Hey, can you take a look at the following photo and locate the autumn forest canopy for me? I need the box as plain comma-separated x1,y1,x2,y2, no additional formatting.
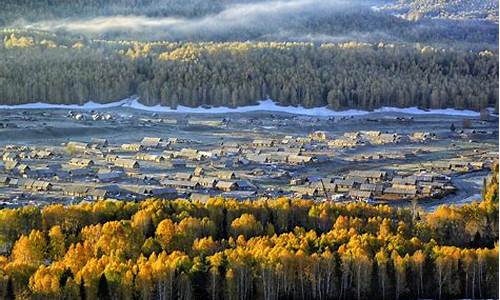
0,0,498,110
0,165,498,300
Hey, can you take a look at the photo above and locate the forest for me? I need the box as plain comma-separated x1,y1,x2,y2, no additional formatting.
0,0,498,111
384,0,499,21
0,31,498,111
0,165,498,300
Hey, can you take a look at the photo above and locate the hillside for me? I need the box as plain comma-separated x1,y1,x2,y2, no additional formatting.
0,32,498,111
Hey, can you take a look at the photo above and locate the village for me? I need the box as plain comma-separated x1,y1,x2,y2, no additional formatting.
0,107,497,209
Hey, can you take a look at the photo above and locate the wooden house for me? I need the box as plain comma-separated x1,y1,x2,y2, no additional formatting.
105,154,118,162
30,168,56,179
121,143,144,152
179,148,199,158
217,171,236,180
136,153,165,163
344,132,361,140
191,176,218,189
309,131,329,141
333,178,363,192
63,185,90,197
17,164,31,175
175,172,193,181
97,171,123,183
348,190,373,200
328,138,361,148
291,186,319,197
359,183,384,195
4,160,19,171
411,132,435,142
33,150,55,159
69,158,94,168
392,176,417,186
246,154,269,164
164,159,187,168
347,170,388,183
267,153,288,163
141,137,163,148
23,179,52,191
221,190,258,201
216,181,239,192
0,175,10,186
167,137,179,144
87,188,110,201
290,177,305,185
379,133,401,144
362,131,381,138
384,186,417,197
287,154,313,165
90,138,109,148
68,168,94,178
223,147,242,155
128,186,177,199
66,141,89,152
2,152,20,162
190,192,212,203
193,166,204,176
160,179,201,190
449,161,472,172
252,139,275,147
7,178,19,187
321,182,339,193
312,181,338,194
114,158,140,169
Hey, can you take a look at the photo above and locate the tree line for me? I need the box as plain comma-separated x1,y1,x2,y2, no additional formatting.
0,32,498,111
0,165,498,299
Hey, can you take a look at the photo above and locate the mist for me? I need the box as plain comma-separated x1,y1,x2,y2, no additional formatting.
22,0,376,41
14,0,497,46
